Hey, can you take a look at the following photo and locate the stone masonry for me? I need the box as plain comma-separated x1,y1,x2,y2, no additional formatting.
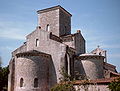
8,5,119,91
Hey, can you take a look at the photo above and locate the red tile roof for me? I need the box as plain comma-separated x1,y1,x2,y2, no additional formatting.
72,77,120,85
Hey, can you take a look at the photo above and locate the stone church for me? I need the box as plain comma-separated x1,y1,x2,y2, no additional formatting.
8,5,119,91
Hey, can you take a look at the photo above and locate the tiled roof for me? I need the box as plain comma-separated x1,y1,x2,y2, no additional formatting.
16,50,51,58
72,77,120,85
37,5,72,16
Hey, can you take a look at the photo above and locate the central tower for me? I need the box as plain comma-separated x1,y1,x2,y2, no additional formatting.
37,5,72,37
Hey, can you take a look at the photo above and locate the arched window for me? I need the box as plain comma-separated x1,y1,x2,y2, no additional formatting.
65,54,68,73
63,26,67,35
36,39,39,47
46,24,50,31
20,78,24,87
65,26,67,31
34,78,38,88
99,52,102,55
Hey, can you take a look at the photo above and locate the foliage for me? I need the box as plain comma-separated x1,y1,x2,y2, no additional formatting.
74,71,89,80
0,66,9,91
108,77,120,91
59,67,71,82
51,67,75,91
50,67,92,91
51,83,75,91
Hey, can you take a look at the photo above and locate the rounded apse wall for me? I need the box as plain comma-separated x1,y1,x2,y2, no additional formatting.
78,53,104,80
15,51,50,91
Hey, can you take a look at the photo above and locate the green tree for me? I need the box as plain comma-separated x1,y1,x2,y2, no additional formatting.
108,77,120,91
51,67,75,91
0,57,9,91
0,57,3,91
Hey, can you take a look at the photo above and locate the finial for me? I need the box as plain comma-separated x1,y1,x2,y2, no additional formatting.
97,45,100,48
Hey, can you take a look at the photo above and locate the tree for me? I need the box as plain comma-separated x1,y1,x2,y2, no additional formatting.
0,56,2,69
108,77,120,91
51,67,75,91
0,57,9,91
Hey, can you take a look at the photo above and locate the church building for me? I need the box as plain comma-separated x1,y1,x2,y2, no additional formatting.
8,5,119,91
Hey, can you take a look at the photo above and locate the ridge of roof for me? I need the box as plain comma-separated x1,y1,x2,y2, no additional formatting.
37,5,72,16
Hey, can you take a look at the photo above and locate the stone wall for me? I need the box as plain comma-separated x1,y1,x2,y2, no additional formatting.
8,5,87,91
74,84,110,91
8,58,15,91
12,43,27,56
38,6,71,37
62,35,75,49
78,56,104,80
62,32,85,55
14,54,50,91
74,32,85,54
59,9,71,36
38,9,59,36
26,29,67,83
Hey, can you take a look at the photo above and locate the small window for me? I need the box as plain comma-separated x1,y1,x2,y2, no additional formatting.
36,39,39,47
65,26,67,31
99,52,101,55
46,24,50,31
20,78,24,87
34,78,38,88
64,26,67,35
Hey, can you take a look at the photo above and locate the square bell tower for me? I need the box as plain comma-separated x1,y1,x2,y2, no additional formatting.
37,5,72,37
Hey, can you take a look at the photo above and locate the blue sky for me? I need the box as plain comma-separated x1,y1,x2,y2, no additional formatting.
0,0,120,72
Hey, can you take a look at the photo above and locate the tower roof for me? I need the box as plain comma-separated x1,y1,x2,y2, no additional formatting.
37,5,72,16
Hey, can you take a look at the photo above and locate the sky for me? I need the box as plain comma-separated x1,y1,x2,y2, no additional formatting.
0,0,120,72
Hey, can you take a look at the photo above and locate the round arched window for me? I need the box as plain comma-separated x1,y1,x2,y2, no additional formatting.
20,78,24,87
46,24,50,31
34,78,38,88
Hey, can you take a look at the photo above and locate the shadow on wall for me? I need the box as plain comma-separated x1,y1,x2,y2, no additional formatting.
22,55,57,90
74,60,86,80
48,56,57,88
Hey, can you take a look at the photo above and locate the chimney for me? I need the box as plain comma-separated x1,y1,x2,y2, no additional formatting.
36,26,41,30
77,30,81,33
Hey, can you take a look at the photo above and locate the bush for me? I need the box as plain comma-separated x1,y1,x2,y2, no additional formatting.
51,83,75,91
0,66,9,91
108,77,120,91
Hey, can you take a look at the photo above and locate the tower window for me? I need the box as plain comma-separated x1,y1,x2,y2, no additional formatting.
20,78,24,87
64,26,67,35
34,78,38,88
46,24,50,31
65,26,67,31
36,39,39,47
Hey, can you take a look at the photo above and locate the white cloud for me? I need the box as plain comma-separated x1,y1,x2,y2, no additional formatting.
102,44,120,49
0,21,32,40
0,28,26,40
0,28,25,40
108,53,120,58
0,46,15,51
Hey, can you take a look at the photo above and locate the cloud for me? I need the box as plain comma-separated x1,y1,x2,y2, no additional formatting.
0,46,15,52
108,53,120,58
0,28,25,40
0,21,32,40
102,44,120,49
